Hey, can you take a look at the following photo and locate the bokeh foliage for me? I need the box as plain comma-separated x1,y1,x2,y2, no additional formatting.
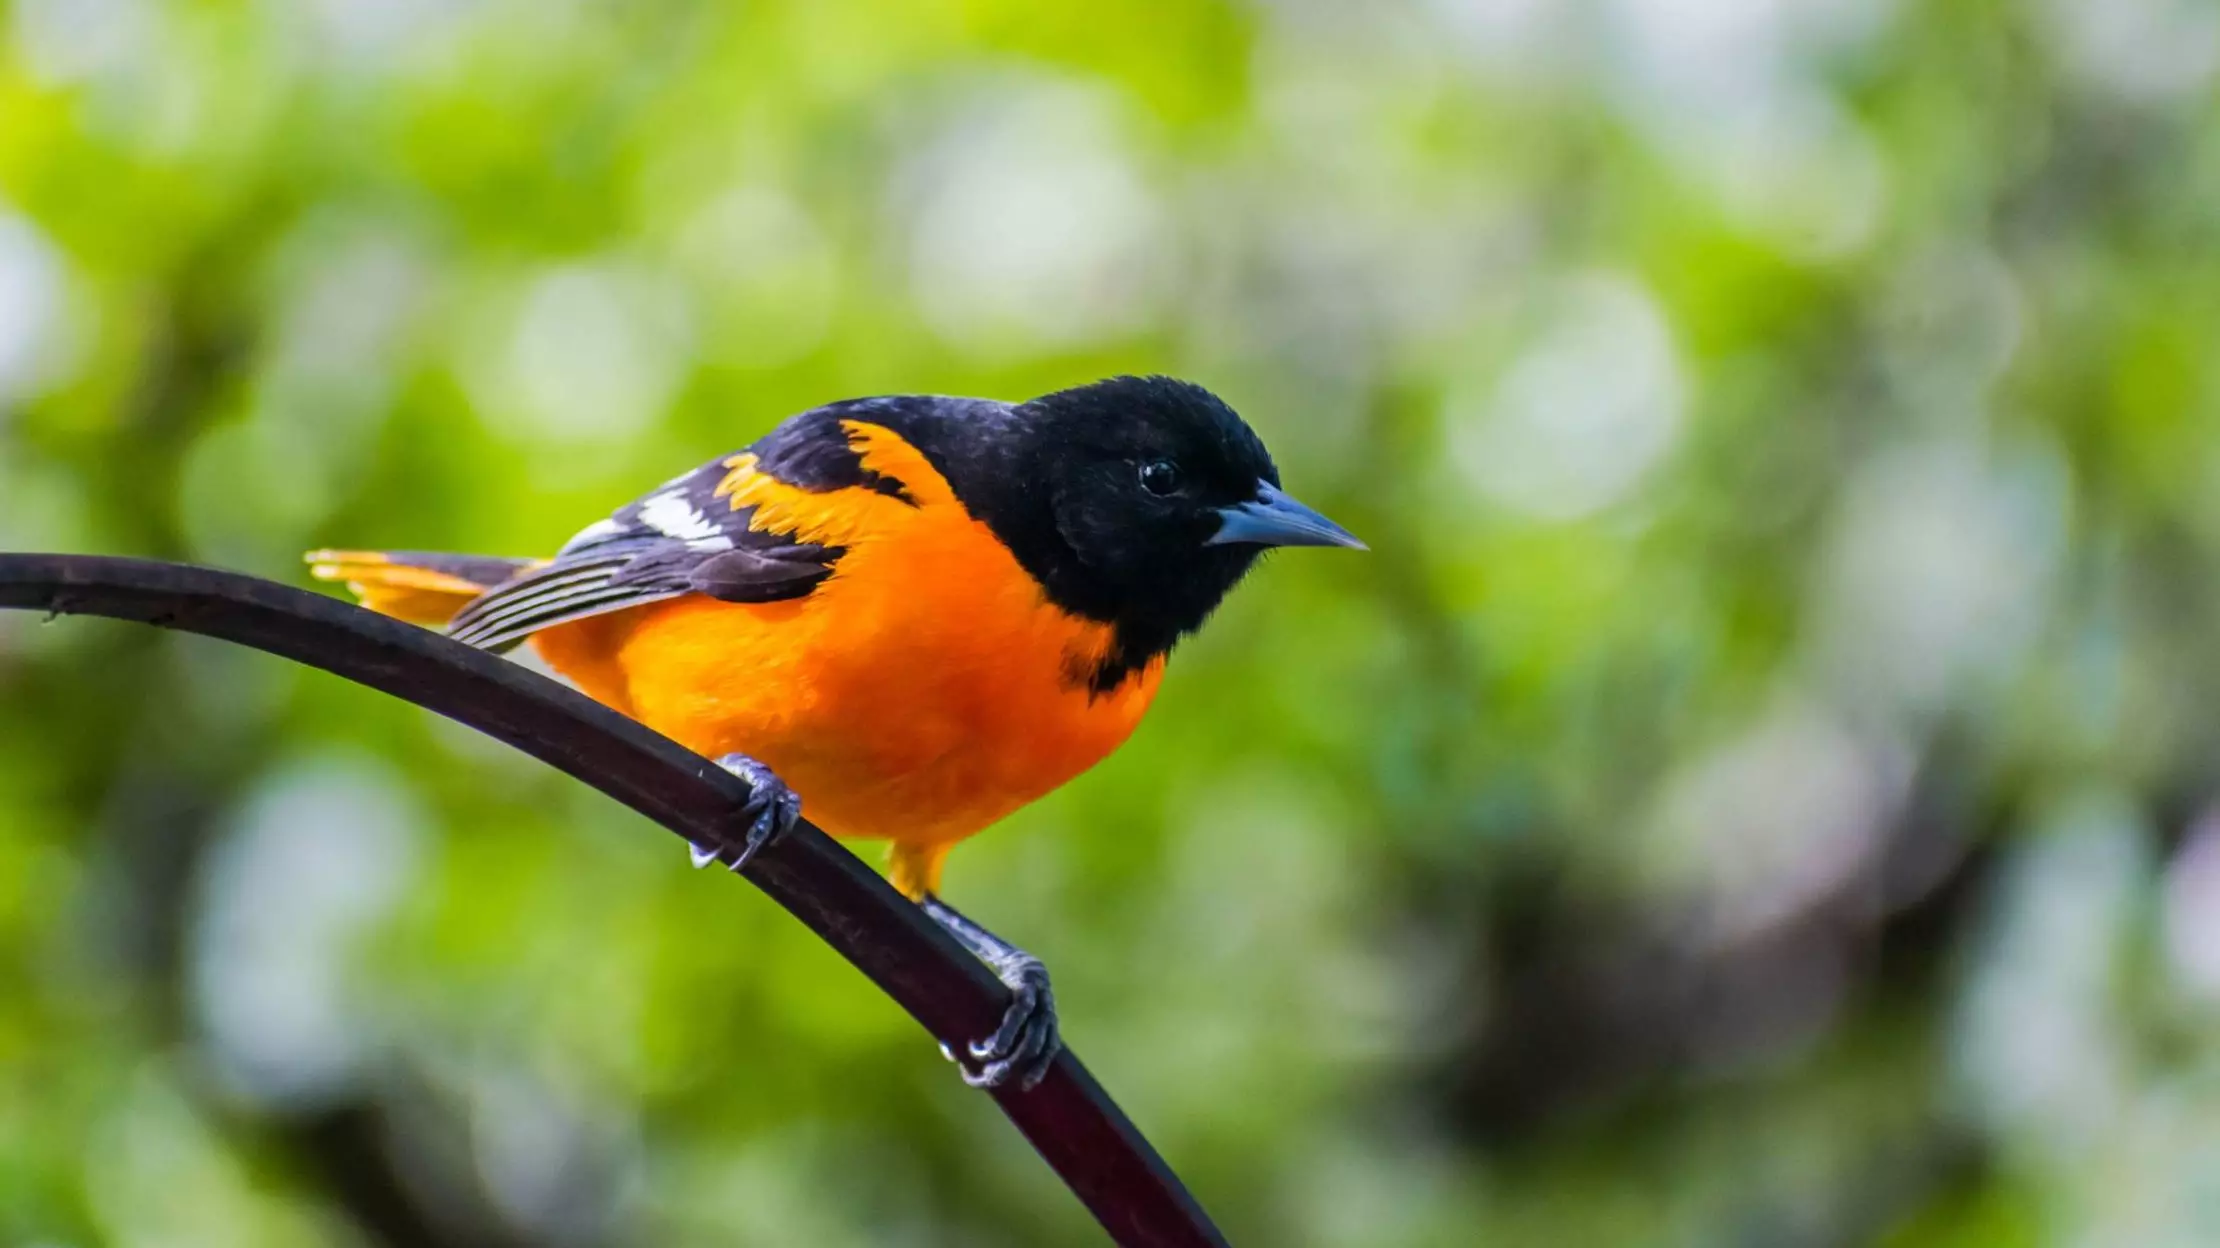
8,0,2220,1243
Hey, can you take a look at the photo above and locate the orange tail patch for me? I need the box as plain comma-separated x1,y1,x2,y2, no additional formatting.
306,549,538,628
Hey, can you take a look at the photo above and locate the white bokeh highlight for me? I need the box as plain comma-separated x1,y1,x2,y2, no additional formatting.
1644,691,1912,947
1811,436,2067,719
1449,273,1686,521
1600,0,1892,258
189,755,424,1109
0,210,71,414
675,186,839,371
2163,811,2220,1004
9,0,157,87
1951,792,2147,1162
902,79,1168,356
464,259,695,446
2041,0,2220,104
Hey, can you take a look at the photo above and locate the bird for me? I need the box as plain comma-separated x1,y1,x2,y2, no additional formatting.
308,375,1363,1090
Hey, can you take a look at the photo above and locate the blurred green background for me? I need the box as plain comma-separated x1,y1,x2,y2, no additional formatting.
6,0,2220,1243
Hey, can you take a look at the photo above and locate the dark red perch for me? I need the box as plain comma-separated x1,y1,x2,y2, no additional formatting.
0,552,1228,1248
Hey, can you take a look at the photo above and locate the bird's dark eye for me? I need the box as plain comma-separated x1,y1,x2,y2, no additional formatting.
1138,459,1183,496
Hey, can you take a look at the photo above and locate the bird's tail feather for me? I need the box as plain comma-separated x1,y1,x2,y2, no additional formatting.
306,549,541,628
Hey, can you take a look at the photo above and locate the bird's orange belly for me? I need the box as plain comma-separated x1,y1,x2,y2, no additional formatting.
532,583,1160,851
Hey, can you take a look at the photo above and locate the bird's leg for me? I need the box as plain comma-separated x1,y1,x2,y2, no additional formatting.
920,894,1059,1091
688,754,801,874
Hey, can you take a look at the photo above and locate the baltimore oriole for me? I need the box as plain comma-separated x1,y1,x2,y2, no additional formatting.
309,375,1362,1089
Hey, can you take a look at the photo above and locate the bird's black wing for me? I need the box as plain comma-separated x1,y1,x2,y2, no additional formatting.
441,395,1011,652
444,454,842,653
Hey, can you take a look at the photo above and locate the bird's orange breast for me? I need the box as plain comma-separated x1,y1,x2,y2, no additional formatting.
530,420,1162,895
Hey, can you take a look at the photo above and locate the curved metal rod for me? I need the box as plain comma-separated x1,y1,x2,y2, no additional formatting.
0,553,1226,1248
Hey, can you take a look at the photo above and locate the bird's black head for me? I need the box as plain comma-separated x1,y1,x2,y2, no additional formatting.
960,376,1363,689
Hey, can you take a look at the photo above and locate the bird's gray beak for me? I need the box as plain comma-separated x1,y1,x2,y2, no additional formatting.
1208,482,1367,550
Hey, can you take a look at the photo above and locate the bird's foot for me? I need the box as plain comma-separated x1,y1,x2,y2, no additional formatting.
963,953,1058,1091
688,754,800,874
921,896,1061,1091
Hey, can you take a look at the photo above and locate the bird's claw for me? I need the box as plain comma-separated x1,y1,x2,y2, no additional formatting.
958,958,1058,1091
917,895,1059,1092
688,754,800,874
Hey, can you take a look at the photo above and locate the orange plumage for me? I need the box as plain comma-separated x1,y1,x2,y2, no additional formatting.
313,377,1362,1091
